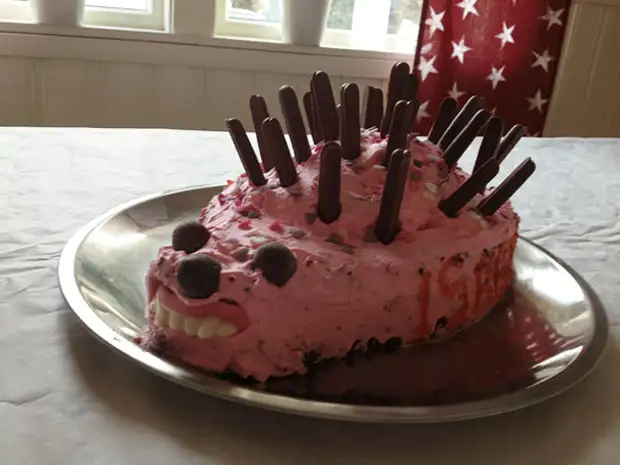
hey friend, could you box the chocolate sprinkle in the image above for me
[427,97,458,144]
[363,86,384,130]
[279,85,311,163]
[176,254,222,299]
[232,247,250,262]
[251,242,298,287]
[304,212,318,225]
[437,95,482,151]
[438,159,499,218]
[443,109,491,169]
[311,71,339,142]
[374,149,412,244]
[380,62,411,137]
[262,117,298,188]
[225,118,267,187]
[317,142,342,224]
[477,157,536,216]
[249,95,274,171]
[172,220,210,254]
[473,116,503,175]
[340,83,361,160]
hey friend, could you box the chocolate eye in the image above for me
[176,254,221,298]
[172,221,210,254]
[251,242,297,287]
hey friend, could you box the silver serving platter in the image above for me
[58,185,609,423]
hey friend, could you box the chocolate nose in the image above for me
[176,254,222,298]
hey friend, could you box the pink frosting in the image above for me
[145,131,520,381]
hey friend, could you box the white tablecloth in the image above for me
[1,128,619,465]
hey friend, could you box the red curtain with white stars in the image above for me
[413,0,572,137]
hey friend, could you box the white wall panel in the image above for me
[153,65,207,130]
[94,62,156,128]
[38,59,98,127]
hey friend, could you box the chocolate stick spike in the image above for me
[374,149,412,244]
[250,95,274,171]
[262,117,298,188]
[406,74,419,130]
[317,141,342,224]
[340,83,361,161]
[311,71,339,142]
[427,97,458,144]
[478,158,536,216]
[443,109,491,169]
[363,86,384,130]
[438,159,500,218]
[497,124,525,163]
[437,96,482,151]
[473,116,504,175]
[226,118,267,187]
[310,88,324,143]
[384,100,411,166]
[303,91,320,144]
[278,85,311,164]
[380,62,411,137]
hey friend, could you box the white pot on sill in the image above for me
[31,0,85,27]
[281,0,331,47]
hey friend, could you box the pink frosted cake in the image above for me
[143,62,535,382]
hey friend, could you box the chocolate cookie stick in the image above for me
[317,142,342,224]
[225,118,267,187]
[279,85,311,163]
[262,117,298,187]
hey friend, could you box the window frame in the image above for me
[0,0,167,31]
[213,0,418,53]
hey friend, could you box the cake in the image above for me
[143,62,536,383]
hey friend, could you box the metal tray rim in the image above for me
[57,185,610,424]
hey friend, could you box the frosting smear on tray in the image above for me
[143,62,536,382]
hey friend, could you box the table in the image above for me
[1,128,619,465]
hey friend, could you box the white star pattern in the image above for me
[531,49,555,72]
[416,101,431,122]
[495,22,515,49]
[540,7,564,30]
[487,65,507,89]
[448,82,466,102]
[425,7,445,37]
[418,55,438,82]
[527,90,548,113]
[420,43,433,54]
[456,0,479,19]
[451,36,472,64]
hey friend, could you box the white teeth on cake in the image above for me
[215,322,238,337]
[151,297,238,339]
[198,317,220,339]
[168,311,184,330]
[183,317,201,336]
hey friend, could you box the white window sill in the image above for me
[0,20,414,62]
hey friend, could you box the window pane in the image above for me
[326,0,354,31]
[227,0,281,23]
[85,0,149,11]
[387,0,422,35]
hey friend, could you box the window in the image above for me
[215,0,422,53]
[0,0,166,30]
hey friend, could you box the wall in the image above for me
[0,28,394,132]
[0,0,618,136]
[545,0,620,137]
